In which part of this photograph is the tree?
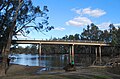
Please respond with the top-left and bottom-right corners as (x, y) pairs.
(0, 0), (53, 76)
(100, 30), (110, 42)
(30, 44), (37, 54)
(81, 28), (89, 40)
(81, 23), (102, 41)
(69, 35), (74, 40)
(116, 27), (120, 46)
(109, 24), (117, 45)
(23, 46), (31, 54)
(90, 23), (99, 41)
(62, 35), (68, 40)
(74, 34), (80, 40)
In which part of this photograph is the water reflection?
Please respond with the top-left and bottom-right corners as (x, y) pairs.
(9, 54), (69, 68)
(9, 54), (110, 71)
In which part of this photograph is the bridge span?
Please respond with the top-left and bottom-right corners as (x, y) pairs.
(12, 40), (110, 46)
(12, 40), (111, 65)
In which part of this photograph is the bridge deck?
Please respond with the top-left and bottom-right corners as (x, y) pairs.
(12, 40), (110, 46)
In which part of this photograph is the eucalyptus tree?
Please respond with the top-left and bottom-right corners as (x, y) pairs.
(81, 24), (93, 40)
(90, 23), (101, 41)
(62, 35), (69, 40)
(74, 34), (80, 40)
(116, 27), (120, 55)
(29, 44), (37, 54)
(109, 24), (117, 45)
(81, 28), (89, 40)
(116, 27), (120, 46)
(0, 0), (53, 76)
(100, 30), (110, 42)
(68, 35), (74, 40)
(81, 23), (103, 41)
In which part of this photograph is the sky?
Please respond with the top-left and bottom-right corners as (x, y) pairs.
(17, 0), (120, 40)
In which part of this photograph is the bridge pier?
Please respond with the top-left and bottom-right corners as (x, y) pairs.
(69, 44), (75, 65)
(38, 43), (41, 56)
(63, 44), (76, 71)
(99, 46), (102, 64)
(95, 47), (98, 59)
(69, 45), (72, 64)
(93, 46), (102, 65)
(72, 44), (74, 65)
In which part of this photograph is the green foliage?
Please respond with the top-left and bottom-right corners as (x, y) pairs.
(116, 27), (120, 46)
(0, 0), (54, 54)
(62, 34), (80, 40)
(81, 23), (103, 41)
(80, 23), (120, 46)
(11, 44), (38, 54)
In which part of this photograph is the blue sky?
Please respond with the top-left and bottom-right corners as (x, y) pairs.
(18, 0), (120, 40)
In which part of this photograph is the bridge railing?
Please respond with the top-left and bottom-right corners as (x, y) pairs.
(56, 40), (110, 44)
(12, 38), (45, 40)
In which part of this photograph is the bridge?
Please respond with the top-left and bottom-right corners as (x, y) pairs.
(12, 40), (111, 65)
(12, 40), (110, 45)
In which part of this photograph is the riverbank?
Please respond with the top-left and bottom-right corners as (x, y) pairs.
(0, 64), (120, 79)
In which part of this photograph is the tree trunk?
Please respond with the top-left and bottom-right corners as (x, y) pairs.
(0, 1), (23, 76)
(0, 31), (13, 76)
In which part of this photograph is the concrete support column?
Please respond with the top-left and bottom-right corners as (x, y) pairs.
(99, 46), (102, 64)
(69, 46), (72, 64)
(95, 47), (98, 59)
(90, 46), (91, 54)
(38, 43), (42, 66)
(93, 46), (102, 65)
(64, 44), (76, 71)
(69, 44), (74, 65)
(38, 43), (41, 56)
(71, 44), (74, 65)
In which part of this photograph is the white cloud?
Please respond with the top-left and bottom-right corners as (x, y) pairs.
(13, 32), (31, 40)
(98, 22), (120, 30)
(66, 16), (92, 26)
(97, 22), (111, 30)
(72, 7), (106, 17)
(72, 8), (82, 15)
(54, 27), (65, 31)
(16, 32), (22, 36)
(114, 23), (120, 27)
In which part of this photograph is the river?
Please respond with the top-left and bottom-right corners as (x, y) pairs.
(9, 53), (110, 71)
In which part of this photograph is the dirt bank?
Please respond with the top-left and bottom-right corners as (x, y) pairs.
(6, 64), (44, 76)
(0, 64), (120, 79)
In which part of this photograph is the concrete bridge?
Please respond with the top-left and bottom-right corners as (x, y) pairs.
(12, 40), (110, 46)
(12, 40), (111, 65)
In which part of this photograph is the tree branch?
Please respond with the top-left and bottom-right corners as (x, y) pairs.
(0, 1), (10, 32)
(15, 16), (36, 33)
